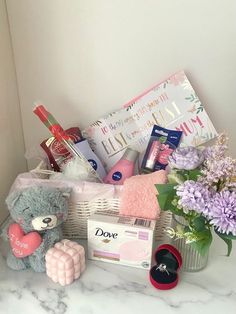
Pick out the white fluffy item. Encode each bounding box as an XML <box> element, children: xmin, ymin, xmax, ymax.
<box><xmin>50</xmin><ymin>157</ymin><xmax>96</xmax><ymax>182</ymax></box>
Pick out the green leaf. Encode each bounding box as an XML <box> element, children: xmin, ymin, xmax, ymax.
<box><xmin>219</xmin><ymin>236</ymin><xmax>232</xmax><ymax>256</ymax></box>
<box><xmin>167</xmin><ymin>172</ymin><xmax>185</xmax><ymax>185</ymax></box>
<box><xmin>155</xmin><ymin>183</ymin><xmax>177</xmax><ymax>211</ymax></box>
<box><xmin>215</xmin><ymin>230</ymin><xmax>236</xmax><ymax>240</ymax></box>
<box><xmin>157</xmin><ymin>190</ymin><xmax>176</xmax><ymax>211</ymax></box>
<box><xmin>188</xmin><ymin>169</ymin><xmax>202</xmax><ymax>180</ymax></box>
<box><xmin>191</xmin><ymin>216</ymin><xmax>207</xmax><ymax>232</ymax></box>
<box><xmin>176</xmin><ymin>169</ymin><xmax>190</xmax><ymax>180</ymax></box>
<box><xmin>184</xmin><ymin>225</ymin><xmax>191</xmax><ymax>233</ymax></box>
<box><xmin>157</xmin><ymin>193</ymin><xmax>170</xmax><ymax>210</ymax></box>
<box><xmin>169</xmin><ymin>205</ymin><xmax>185</xmax><ymax>217</ymax></box>
<box><xmin>190</xmin><ymin>229</ymin><xmax>213</xmax><ymax>256</ymax></box>
<box><xmin>155</xmin><ymin>183</ymin><xmax>176</xmax><ymax>195</ymax></box>
<box><xmin>174</xmin><ymin>169</ymin><xmax>202</xmax><ymax>181</ymax></box>
<box><xmin>215</xmin><ymin>230</ymin><xmax>236</xmax><ymax>256</ymax></box>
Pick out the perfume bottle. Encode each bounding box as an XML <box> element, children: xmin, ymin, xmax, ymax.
<box><xmin>103</xmin><ymin>148</ymin><xmax>139</xmax><ymax>185</ymax></box>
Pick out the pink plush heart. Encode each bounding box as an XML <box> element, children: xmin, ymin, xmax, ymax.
<box><xmin>8</xmin><ymin>223</ymin><xmax>42</xmax><ymax>258</ymax></box>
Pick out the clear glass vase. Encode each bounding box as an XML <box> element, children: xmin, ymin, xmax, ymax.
<box><xmin>171</xmin><ymin>215</ymin><xmax>209</xmax><ymax>272</ymax></box>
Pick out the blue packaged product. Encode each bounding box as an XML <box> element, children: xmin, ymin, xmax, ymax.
<box><xmin>74</xmin><ymin>139</ymin><xmax>107</xmax><ymax>179</ymax></box>
<box><xmin>141</xmin><ymin>125</ymin><xmax>183</xmax><ymax>172</ymax></box>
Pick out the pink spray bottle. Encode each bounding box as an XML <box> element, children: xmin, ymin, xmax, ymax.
<box><xmin>103</xmin><ymin>148</ymin><xmax>139</xmax><ymax>185</ymax></box>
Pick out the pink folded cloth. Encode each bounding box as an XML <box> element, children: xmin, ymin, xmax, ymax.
<box><xmin>119</xmin><ymin>170</ymin><xmax>167</xmax><ymax>220</ymax></box>
<box><xmin>46</xmin><ymin>239</ymin><xmax>85</xmax><ymax>286</ymax></box>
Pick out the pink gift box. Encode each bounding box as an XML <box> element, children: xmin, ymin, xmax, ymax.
<box><xmin>46</xmin><ymin>239</ymin><xmax>85</xmax><ymax>286</ymax></box>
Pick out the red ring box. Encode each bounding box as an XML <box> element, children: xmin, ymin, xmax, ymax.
<box><xmin>149</xmin><ymin>244</ymin><xmax>182</xmax><ymax>290</ymax></box>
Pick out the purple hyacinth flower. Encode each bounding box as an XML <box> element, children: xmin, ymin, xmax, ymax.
<box><xmin>176</xmin><ymin>180</ymin><xmax>213</xmax><ymax>214</ymax></box>
<box><xmin>168</xmin><ymin>146</ymin><xmax>204</xmax><ymax>170</ymax></box>
<box><xmin>207</xmin><ymin>191</ymin><xmax>236</xmax><ymax>236</ymax></box>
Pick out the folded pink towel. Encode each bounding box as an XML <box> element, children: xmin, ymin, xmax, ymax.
<box><xmin>119</xmin><ymin>170</ymin><xmax>167</xmax><ymax>220</ymax></box>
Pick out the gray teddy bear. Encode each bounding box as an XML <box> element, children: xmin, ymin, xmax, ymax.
<box><xmin>5</xmin><ymin>186</ymin><xmax>70</xmax><ymax>272</ymax></box>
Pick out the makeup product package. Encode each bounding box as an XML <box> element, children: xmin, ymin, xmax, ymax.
<box><xmin>88</xmin><ymin>213</ymin><xmax>156</xmax><ymax>269</ymax></box>
<box><xmin>74</xmin><ymin>139</ymin><xmax>107</xmax><ymax>179</ymax></box>
<box><xmin>41</xmin><ymin>127</ymin><xmax>82</xmax><ymax>172</ymax></box>
<box><xmin>141</xmin><ymin>125</ymin><xmax>183</xmax><ymax>172</ymax></box>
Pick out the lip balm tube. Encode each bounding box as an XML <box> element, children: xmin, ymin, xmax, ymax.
<box><xmin>144</xmin><ymin>140</ymin><xmax>161</xmax><ymax>170</ymax></box>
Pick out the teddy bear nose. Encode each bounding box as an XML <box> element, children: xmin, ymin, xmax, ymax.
<box><xmin>43</xmin><ymin>217</ymin><xmax>52</xmax><ymax>224</ymax></box>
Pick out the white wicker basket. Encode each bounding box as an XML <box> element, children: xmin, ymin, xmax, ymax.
<box><xmin>11</xmin><ymin>162</ymin><xmax>172</xmax><ymax>242</ymax></box>
<box><xmin>64</xmin><ymin>199</ymin><xmax>120</xmax><ymax>239</ymax></box>
<box><xmin>64</xmin><ymin>198</ymin><xmax>172</xmax><ymax>241</ymax></box>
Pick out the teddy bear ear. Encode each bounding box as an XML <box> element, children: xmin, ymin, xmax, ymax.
<box><xmin>62</xmin><ymin>188</ymin><xmax>71</xmax><ymax>199</ymax></box>
<box><xmin>5</xmin><ymin>190</ymin><xmax>22</xmax><ymax>209</ymax></box>
<box><xmin>54</xmin><ymin>187</ymin><xmax>71</xmax><ymax>198</ymax></box>
<box><xmin>62</xmin><ymin>192</ymin><xmax>70</xmax><ymax>198</ymax></box>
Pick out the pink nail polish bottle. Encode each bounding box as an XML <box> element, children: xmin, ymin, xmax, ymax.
<box><xmin>103</xmin><ymin>148</ymin><xmax>139</xmax><ymax>185</ymax></box>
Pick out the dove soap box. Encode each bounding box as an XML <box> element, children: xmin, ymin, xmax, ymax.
<box><xmin>87</xmin><ymin>213</ymin><xmax>156</xmax><ymax>269</ymax></box>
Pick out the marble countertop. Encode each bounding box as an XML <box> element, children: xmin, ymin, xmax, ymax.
<box><xmin>0</xmin><ymin>236</ymin><xmax>235</xmax><ymax>314</ymax></box>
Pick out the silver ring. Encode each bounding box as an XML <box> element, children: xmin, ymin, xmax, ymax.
<box><xmin>156</xmin><ymin>263</ymin><xmax>170</xmax><ymax>275</ymax></box>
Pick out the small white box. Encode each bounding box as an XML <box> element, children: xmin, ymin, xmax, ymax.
<box><xmin>87</xmin><ymin>213</ymin><xmax>156</xmax><ymax>269</ymax></box>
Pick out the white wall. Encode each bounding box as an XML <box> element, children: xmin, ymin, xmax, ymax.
<box><xmin>0</xmin><ymin>0</ymin><xmax>27</xmax><ymax>222</ymax></box>
<box><xmin>6</xmin><ymin>0</ymin><xmax>236</xmax><ymax>170</ymax></box>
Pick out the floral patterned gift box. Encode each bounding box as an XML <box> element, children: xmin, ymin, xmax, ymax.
<box><xmin>83</xmin><ymin>70</ymin><xmax>218</xmax><ymax>171</ymax></box>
